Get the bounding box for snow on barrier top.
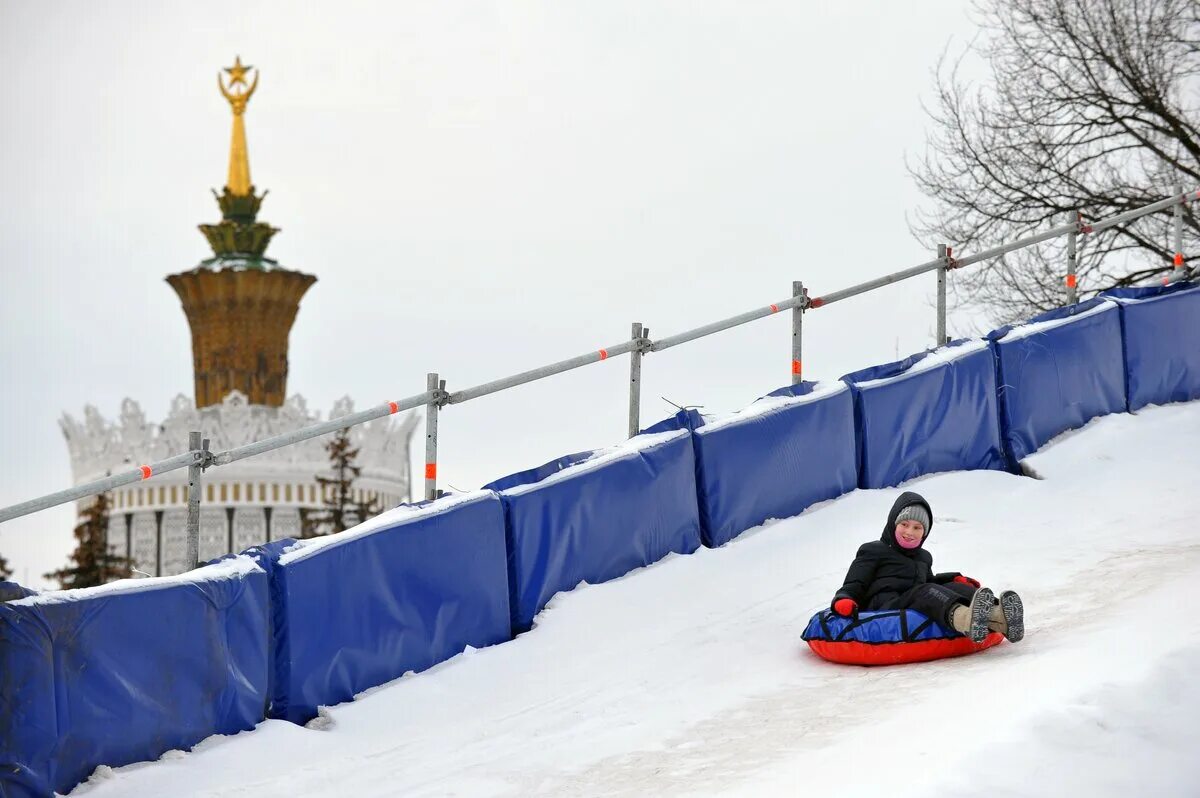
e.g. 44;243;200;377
487;429;688;494
989;297;1116;342
276;489;495;565
7;554;262;606
849;339;990;389
696;380;849;434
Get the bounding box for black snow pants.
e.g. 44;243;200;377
878;581;977;627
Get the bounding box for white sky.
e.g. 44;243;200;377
0;1;983;587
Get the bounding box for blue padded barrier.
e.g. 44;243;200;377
252;492;511;725
0;558;269;798
1101;281;1200;411
987;299;1127;464
670;382;858;549
486;430;702;633
0;580;36;603
842;340;1007;488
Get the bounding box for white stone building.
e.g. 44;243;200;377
61;391;417;577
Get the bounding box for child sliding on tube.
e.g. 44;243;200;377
831;491;1024;644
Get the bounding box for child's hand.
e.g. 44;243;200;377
953;575;981;588
832;598;858;618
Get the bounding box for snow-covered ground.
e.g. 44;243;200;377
74;402;1200;797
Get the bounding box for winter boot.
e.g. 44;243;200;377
997;589;1024;642
947;587;995;644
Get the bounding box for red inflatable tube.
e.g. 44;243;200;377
807;632;1004;666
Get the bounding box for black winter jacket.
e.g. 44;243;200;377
832;491;961;610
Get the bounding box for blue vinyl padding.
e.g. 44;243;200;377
988;299;1127;464
1102;281;1200;410
486;431;702;633
0;561;269;798
683;382;858;548
842;341;1007;488
801;608;957;643
250;492;512;725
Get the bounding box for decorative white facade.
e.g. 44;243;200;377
61;390;418;577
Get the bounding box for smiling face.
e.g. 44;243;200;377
894;518;926;549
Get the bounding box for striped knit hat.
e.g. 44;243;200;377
895;503;931;532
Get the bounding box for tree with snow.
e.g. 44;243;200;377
912;0;1199;322
46;492;132;588
301;428;382;538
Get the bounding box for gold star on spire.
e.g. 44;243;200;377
224;56;253;87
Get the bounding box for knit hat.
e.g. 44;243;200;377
894;503;931;532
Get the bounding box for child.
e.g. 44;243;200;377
830;491;1024;644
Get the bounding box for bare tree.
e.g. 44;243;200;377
912;0;1200;323
0;551;11;581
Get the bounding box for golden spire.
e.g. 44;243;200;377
218;56;258;196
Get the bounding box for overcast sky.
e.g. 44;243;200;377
0;1;985;587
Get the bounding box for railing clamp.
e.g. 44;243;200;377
634;327;654;355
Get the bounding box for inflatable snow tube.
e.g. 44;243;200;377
802;608;1002;666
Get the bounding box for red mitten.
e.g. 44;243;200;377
953;575;981;588
832;598;858;617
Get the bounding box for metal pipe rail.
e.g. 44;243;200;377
0;450;202;524
651;295;804;352
3;187;1195;576
447;340;643;405
211;392;436;466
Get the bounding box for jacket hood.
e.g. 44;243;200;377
880;491;933;554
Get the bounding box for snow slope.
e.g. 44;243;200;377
73;402;1200;797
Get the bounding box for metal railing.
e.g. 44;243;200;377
3;186;1196;573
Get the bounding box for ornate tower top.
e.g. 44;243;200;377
219;56;258;197
198;55;280;263
168;58;316;408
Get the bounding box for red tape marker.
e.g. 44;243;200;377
598;349;608;360
1065;274;1077;289
388;401;399;414
1175;253;1184;267
792;359;802;376
424;463;437;480
1081;224;1094;234
139;465;152;480
770;304;779;313
809;297;825;309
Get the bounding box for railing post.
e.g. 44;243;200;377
1066;212;1079;304
628;322;645;438
936;245;948;346
185;430;202;572
1174;183;1185;278
424;373;440;501
792;281;804;384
